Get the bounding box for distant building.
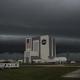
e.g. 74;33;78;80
24;35;57;63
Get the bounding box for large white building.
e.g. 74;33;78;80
24;35;57;63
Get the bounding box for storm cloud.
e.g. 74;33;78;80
0;0;80;53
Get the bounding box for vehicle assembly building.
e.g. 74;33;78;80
24;35;67;63
24;35;56;63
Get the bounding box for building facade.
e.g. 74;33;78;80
24;35;56;63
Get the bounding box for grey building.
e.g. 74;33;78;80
24;35;56;63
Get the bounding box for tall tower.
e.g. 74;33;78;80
53;37;56;57
40;35;56;61
24;37;32;63
40;35;50;61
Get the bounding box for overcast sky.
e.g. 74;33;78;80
0;0;80;53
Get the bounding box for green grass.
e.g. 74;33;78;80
0;66;79;80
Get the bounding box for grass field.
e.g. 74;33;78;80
0;66;80;80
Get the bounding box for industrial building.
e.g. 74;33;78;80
24;35;67;63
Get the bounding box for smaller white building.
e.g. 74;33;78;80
0;62;19;69
17;59;23;63
32;57;67;64
47;57;67;64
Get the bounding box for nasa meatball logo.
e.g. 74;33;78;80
42;39;46;45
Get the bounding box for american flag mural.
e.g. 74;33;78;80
26;38;32;51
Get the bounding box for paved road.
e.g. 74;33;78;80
63;69;80;78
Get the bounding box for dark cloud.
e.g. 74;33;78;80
0;0;80;53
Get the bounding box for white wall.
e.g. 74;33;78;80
24;51;31;63
40;35;49;61
33;40;39;56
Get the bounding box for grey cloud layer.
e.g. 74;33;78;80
0;0;80;50
0;0;80;27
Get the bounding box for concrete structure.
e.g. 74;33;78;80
63;69;80;78
47;57;67;64
32;57;67;64
0;62;19;68
24;35;57;63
